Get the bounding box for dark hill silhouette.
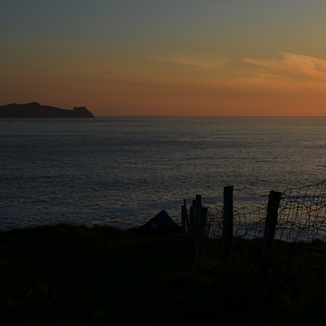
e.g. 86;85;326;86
0;102;94;118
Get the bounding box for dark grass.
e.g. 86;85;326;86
0;224;325;325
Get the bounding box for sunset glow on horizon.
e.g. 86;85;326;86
2;1;326;116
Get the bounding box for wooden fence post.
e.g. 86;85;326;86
181;204;186;235
189;200;197;242
262;190;282;277
194;205;207;268
223;186;234;265
181;199;189;235
196;195;202;208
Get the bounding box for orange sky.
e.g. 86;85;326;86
2;1;326;116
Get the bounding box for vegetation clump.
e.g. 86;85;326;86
0;224;325;325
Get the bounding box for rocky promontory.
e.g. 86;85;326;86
0;102;94;118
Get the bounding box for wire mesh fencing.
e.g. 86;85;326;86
205;179;326;243
183;180;326;277
277;180;326;242
206;204;267;240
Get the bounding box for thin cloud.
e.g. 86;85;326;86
152;55;228;70
244;52;326;81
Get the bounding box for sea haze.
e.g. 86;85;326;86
0;117;325;231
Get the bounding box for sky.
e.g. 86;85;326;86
1;0;326;116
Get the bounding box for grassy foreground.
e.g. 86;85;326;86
0;224;325;325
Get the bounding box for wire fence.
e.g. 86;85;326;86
278;180;326;242
206;179;326;243
183;180;326;277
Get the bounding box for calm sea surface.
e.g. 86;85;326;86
0;117;325;231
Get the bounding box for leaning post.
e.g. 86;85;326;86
223;186;234;265
262;190;282;278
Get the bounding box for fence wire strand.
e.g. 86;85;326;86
278;179;326;242
206;179;326;243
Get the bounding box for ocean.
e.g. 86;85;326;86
0;117;325;231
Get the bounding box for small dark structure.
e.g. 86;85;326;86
138;210;181;234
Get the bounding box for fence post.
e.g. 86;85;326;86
223;186;234;265
190;200;196;242
181;204;186;235
181;199;189;235
194;205;208;268
196;195;202;208
262;190;282;277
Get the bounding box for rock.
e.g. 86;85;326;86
138;210;181;234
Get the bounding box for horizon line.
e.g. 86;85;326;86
94;114;326;118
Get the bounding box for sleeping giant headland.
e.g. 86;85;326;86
0;102;94;118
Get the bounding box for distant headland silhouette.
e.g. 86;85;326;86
0;102;94;118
